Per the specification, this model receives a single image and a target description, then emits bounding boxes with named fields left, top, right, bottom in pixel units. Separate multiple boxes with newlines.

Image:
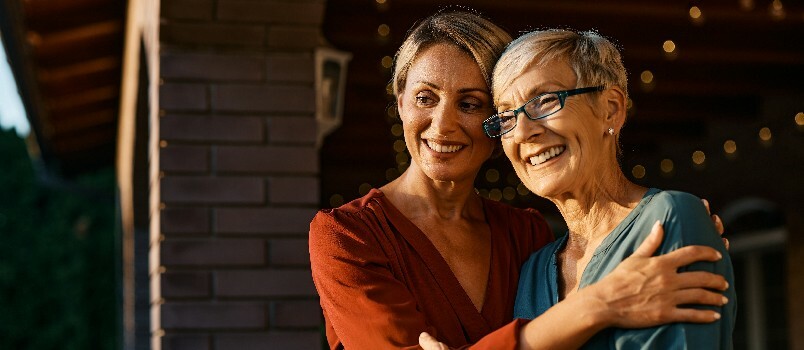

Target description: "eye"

left=459, top=97, right=485, bottom=113
left=414, top=91, right=436, bottom=106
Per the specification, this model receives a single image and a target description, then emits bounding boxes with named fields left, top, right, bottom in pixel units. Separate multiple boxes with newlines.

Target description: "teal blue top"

left=514, top=189, right=735, bottom=349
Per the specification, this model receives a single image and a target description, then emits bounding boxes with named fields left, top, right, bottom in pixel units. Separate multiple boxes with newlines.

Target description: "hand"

left=419, top=332, right=450, bottom=350
left=702, top=199, right=728, bottom=250
left=589, top=221, right=729, bottom=329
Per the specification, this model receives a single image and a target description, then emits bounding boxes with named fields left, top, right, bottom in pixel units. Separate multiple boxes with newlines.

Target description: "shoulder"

left=646, top=190, right=706, bottom=213
left=641, top=189, right=719, bottom=247
left=309, top=189, right=388, bottom=253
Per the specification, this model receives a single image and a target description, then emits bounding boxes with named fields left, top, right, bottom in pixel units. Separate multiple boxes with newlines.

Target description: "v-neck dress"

left=310, top=189, right=554, bottom=349
left=514, top=189, right=736, bottom=349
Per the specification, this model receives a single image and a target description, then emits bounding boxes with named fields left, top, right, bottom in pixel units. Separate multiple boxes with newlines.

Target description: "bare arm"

left=422, top=222, right=728, bottom=350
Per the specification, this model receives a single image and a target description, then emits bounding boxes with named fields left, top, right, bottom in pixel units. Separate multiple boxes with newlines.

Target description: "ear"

left=603, top=86, right=627, bottom=133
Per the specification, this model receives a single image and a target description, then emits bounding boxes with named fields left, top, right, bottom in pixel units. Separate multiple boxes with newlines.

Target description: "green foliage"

left=0, top=128, right=117, bottom=350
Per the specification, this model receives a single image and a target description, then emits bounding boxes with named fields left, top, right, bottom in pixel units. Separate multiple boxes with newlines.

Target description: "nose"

left=430, top=103, right=460, bottom=135
left=509, top=111, right=544, bottom=143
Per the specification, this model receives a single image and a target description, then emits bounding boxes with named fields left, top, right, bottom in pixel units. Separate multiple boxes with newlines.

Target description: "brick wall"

left=157, top=1, right=325, bottom=348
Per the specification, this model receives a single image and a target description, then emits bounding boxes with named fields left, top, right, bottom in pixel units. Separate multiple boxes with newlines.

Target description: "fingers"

left=713, top=214, right=724, bottom=235
left=419, top=332, right=449, bottom=350
left=672, top=287, right=729, bottom=307
left=659, top=245, right=722, bottom=267
left=701, top=199, right=711, bottom=215
left=666, top=307, right=722, bottom=324
left=633, top=221, right=664, bottom=257
left=722, top=237, right=730, bottom=250
left=675, top=271, right=729, bottom=291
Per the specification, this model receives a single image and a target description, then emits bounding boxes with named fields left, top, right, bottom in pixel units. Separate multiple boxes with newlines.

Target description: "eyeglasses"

left=482, top=86, right=604, bottom=137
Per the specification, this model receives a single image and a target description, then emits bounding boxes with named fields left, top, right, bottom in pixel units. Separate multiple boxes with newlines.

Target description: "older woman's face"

left=498, top=59, right=611, bottom=198
left=397, top=43, right=495, bottom=183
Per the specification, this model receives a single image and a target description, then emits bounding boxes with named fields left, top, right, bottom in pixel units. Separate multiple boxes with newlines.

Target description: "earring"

left=608, top=127, right=615, bottom=135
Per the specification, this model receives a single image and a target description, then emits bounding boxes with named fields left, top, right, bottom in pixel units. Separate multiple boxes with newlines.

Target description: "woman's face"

left=397, top=43, right=496, bottom=183
left=498, top=59, right=612, bottom=198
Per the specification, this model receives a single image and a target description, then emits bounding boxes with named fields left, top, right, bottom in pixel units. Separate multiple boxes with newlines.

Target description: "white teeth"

left=529, top=146, right=565, bottom=166
left=426, top=140, right=463, bottom=153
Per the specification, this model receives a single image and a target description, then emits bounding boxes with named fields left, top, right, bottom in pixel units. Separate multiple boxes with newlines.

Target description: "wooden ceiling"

left=0, top=0, right=125, bottom=176
left=320, top=0, right=804, bottom=213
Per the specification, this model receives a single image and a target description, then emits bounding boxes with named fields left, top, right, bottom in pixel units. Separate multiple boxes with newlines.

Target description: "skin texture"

left=383, top=43, right=496, bottom=312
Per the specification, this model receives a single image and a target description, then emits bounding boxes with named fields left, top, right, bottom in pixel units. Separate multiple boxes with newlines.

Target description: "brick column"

left=156, top=1, right=324, bottom=349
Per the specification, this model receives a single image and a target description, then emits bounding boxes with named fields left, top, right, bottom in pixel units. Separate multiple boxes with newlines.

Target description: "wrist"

left=572, top=285, right=617, bottom=331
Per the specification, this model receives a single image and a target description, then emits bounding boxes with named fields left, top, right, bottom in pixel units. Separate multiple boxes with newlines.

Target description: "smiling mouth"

left=529, top=146, right=565, bottom=166
left=425, top=140, right=464, bottom=153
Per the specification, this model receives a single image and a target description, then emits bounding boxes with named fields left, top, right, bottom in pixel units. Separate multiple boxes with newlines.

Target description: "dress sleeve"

left=309, top=210, right=431, bottom=349
left=611, top=192, right=736, bottom=349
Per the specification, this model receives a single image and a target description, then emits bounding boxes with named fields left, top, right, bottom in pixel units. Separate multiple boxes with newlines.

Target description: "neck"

left=551, top=166, right=645, bottom=242
left=381, top=162, right=482, bottom=221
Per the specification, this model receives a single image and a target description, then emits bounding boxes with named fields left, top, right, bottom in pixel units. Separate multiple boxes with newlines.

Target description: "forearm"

left=518, top=286, right=612, bottom=350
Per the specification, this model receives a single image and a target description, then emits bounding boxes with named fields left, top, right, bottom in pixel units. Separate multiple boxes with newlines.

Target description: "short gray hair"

left=492, top=29, right=628, bottom=106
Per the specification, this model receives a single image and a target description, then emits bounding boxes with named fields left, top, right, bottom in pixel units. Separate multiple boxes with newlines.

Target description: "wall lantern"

left=314, top=47, right=352, bottom=148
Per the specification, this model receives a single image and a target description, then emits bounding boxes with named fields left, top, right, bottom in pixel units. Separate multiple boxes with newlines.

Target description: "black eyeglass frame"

left=483, top=86, right=605, bottom=138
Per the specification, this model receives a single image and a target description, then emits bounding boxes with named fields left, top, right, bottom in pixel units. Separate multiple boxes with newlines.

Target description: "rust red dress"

left=309, top=189, right=553, bottom=349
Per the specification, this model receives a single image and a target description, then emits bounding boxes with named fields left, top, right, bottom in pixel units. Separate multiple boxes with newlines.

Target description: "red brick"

left=268, top=176, right=318, bottom=205
left=272, top=300, right=321, bottom=328
left=161, top=22, right=264, bottom=47
left=268, top=116, right=316, bottom=144
left=269, top=238, right=310, bottom=266
left=212, top=84, right=315, bottom=113
left=161, top=239, right=266, bottom=266
left=161, top=207, right=210, bottom=235
left=161, top=115, right=264, bottom=143
left=161, top=53, right=264, bottom=81
left=215, top=269, right=315, bottom=297
left=161, top=0, right=213, bottom=20
left=216, top=145, right=317, bottom=174
left=216, top=331, right=321, bottom=350
left=161, top=145, right=209, bottom=173
left=266, top=54, right=314, bottom=82
left=160, top=83, right=208, bottom=111
left=216, top=1, right=324, bottom=25
left=215, top=207, right=317, bottom=234
left=162, top=271, right=211, bottom=298
left=162, top=334, right=211, bottom=350
left=161, top=302, right=265, bottom=329
left=266, top=26, right=321, bottom=49
left=161, top=176, right=264, bottom=204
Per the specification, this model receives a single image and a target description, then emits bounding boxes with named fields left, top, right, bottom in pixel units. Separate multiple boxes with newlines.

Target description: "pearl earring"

left=608, top=127, right=615, bottom=135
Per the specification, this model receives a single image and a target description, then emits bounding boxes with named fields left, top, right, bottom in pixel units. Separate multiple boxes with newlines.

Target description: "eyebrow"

left=498, top=81, right=567, bottom=110
left=414, top=81, right=490, bottom=96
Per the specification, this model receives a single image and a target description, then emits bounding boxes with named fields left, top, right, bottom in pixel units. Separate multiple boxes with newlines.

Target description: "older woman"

left=489, top=29, right=735, bottom=348
left=310, top=11, right=729, bottom=350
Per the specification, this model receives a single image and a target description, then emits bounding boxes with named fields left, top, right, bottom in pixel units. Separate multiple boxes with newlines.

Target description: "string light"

left=381, top=55, right=393, bottom=69
left=377, top=24, right=390, bottom=37
left=689, top=6, right=702, bottom=19
left=759, top=127, right=772, bottom=141
left=485, top=169, right=500, bottom=183
left=395, top=152, right=408, bottom=165
left=329, top=194, right=344, bottom=207
left=386, top=83, right=394, bottom=96
left=375, top=0, right=386, bottom=3
left=393, top=139, right=406, bottom=153
left=640, top=70, right=654, bottom=84
left=397, top=162, right=409, bottom=173
left=769, top=0, right=785, bottom=20
left=740, top=0, right=755, bottom=11
left=795, top=112, right=804, bottom=126
left=159, top=140, right=168, bottom=148
left=359, top=183, right=372, bottom=196
left=660, top=159, right=674, bottom=173
left=477, top=188, right=489, bottom=199
left=391, top=123, right=403, bottom=137
left=692, top=150, right=706, bottom=165
left=723, top=140, right=737, bottom=154
left=517, top=183, right=529, bottom=196
left=503, top=187, right=516, bottom=201
left=489, top=189, right=503, bottom=201
left=663, top=40, right=676, bottom=53
left=631, top=165, right=646, bottom=179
